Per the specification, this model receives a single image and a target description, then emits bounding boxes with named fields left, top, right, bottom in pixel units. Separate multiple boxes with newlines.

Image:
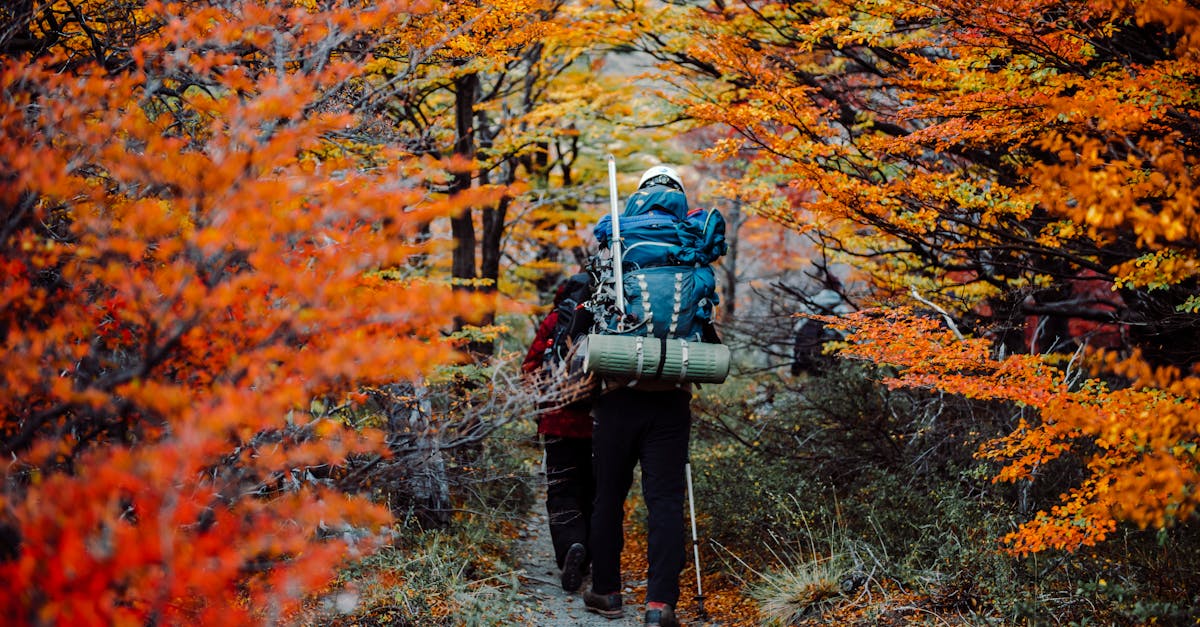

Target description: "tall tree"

left=0, top=0, right=502, bottom=622
left=368, top=0, right=645, bottom=351
left=626, top=0, right=1200, bottom=552
left=634, top=0, right=1199, bottom=360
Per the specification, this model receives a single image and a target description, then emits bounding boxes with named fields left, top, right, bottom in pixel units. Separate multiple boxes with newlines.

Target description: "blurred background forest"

left=2, top=0, right=1199, bottom=625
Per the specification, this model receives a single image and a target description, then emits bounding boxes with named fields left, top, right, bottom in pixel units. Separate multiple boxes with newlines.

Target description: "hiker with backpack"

left=791, top=273, right=851, bottom=377
left=521, top=273, right=596, bottom=593
left=581, top=165, right=726, bottom=627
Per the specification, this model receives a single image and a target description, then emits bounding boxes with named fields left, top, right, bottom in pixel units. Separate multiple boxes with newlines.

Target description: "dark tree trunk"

left=480, top=197, right=508, bottom=289
left=450, top=71, right=478, bottom=283
left=719, top=200, right=743, bottom=325
left=450, top=71, right=496, bottom=358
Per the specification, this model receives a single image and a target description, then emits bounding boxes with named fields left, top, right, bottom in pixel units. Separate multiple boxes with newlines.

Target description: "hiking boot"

left=644, top=603, right=680, bottom=627
left=583, top=589, right=623, bottom=618
left=560, top=542, right=586, bottom=593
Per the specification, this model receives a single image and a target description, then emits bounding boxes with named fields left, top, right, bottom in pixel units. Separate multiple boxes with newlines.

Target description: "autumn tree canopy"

left=628, top=0, right=1200, bottom=553
left=0, top=0, right=527, bottom=622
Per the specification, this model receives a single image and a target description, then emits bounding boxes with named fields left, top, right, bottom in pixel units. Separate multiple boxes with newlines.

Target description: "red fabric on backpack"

left=523, top=310, right=592, bottom=439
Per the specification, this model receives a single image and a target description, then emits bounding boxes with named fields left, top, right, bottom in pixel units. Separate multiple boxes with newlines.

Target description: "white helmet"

left=637, top=165, right=684, bottom=191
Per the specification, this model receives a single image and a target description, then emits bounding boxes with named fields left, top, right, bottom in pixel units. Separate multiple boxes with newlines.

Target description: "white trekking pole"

left=606, top=154, right=625, bottom=328
left=685, top=461, right=707, bottom=618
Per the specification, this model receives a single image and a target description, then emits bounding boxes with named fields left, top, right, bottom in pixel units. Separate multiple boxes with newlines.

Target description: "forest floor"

left=507, top=502, right=644, bottom=626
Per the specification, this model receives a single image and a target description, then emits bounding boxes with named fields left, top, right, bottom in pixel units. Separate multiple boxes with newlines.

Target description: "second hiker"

left=522, top=273, right=596, bottom=593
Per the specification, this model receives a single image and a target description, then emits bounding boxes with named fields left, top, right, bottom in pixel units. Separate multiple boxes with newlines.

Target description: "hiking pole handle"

left=606, top=154, right=625, bottom=321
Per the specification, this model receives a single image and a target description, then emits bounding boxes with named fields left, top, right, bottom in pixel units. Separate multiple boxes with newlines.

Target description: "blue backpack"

left=591, top=184, right=727, bottom=341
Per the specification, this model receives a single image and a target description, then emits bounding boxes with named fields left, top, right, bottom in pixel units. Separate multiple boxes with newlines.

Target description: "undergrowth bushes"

left=301, top=366, right=543, bottom=627
left=690, top=362, right=1200, bottom=625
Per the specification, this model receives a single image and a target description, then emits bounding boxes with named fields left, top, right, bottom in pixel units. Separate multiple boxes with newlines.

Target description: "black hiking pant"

left=544, top=435, right=594, bottom=569
left=589, top=386, right=691, bottom=607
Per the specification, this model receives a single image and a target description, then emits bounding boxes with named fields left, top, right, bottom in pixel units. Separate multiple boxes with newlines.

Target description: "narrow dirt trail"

left=508, top=487, right=721, bottom=626
left=507, top=503, right=644, bottom=626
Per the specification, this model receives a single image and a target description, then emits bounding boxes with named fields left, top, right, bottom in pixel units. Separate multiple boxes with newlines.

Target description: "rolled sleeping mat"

left=582, top=333, right=730, bottom=384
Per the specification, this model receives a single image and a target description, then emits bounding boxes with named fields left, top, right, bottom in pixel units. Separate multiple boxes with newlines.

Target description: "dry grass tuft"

left=752, top=553, right=845, bottom=625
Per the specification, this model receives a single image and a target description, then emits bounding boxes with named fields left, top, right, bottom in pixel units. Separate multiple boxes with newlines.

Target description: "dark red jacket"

left=523, top=310, right=592, bottom=439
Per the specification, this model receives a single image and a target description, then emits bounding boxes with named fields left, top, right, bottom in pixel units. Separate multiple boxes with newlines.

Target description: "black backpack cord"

left=653, top=336, right=669, bottom=379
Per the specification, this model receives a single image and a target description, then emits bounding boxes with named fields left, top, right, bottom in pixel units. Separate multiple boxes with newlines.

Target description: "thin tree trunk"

left=383, top=381, right=450, bottom=528
left=480, top=196, right=508, bottom=290
left=450, top=71, right=478, bottom=283
left=720, top=200, right=742, bottom=325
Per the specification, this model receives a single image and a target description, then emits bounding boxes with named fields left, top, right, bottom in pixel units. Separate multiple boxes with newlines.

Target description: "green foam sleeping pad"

left=582, top=333, right=730, bottom=384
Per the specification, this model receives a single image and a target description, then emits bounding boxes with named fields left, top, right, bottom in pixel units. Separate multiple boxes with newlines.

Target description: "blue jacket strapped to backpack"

left=591, top=184, right=729, bottom=340
left=593, top=185, right=728, bottom=271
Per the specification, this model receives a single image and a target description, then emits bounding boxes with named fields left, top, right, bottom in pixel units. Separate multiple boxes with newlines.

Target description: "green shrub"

left=690, top=361, right=1200, bottom=623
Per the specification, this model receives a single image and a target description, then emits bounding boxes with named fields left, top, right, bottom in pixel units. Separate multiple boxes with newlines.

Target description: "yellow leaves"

left=704, top=137, right=746, bottom=161
left=806, top=14, right=853, bottom=47
left=1034, top=220, right=1078, bottom=248
left=363, top=56, right=402, bottom=77
left=1030, top=131, right=1200, bottom=248
left=422, top=0, right=563, bottom=63
left=446, top=33, right=482, bottom=57
left=521, top=81, right=610, bottom=127
left=1111, top=250, right=1200, bottom=291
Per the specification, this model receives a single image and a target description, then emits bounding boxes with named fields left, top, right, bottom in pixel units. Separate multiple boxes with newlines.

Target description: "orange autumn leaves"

left=2, top=6, right=1197, bottom=627
left=0, top=0, right=504, bottom=624
left=830, top=309, right=1200, bottom=554
left=668, top=0, right=1200, bottom=302
left=651, top=0, right=1200, bottom=554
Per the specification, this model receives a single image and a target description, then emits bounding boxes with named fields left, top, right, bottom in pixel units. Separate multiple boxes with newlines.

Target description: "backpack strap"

left=653, top=337, right=669, bottom=380
left=679, top=339, right=689, bottom=382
